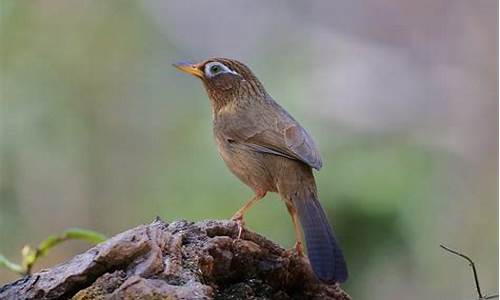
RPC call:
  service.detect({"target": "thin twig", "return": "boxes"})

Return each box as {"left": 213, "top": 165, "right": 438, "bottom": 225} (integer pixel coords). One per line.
{"left": 440, "top": 244, "right": 498, "bottom": 300}
{"left": 440, "top": 244, "right": 483, "bottom": 298}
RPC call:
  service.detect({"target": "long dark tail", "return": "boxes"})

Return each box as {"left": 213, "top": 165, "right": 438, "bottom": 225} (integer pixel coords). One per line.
{"left": 292, "top": 193, "right": 348, "bottom": 283}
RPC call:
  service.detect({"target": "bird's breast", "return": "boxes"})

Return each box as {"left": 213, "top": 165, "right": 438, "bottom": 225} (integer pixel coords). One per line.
{"left": 214, "top": 135, "right": 277, "bottom": 193}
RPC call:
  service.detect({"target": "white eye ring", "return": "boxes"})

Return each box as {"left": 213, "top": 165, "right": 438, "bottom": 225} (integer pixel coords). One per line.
{"left": 204, "top": 62, "right": 239, "bottom": 78}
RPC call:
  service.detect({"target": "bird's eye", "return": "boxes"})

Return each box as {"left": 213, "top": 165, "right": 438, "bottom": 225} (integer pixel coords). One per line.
{"left": 205, "top": 62, "right": 239, "bottom": 78}
{"left": 210, "top": 65, "right": 222, "bottom": 74}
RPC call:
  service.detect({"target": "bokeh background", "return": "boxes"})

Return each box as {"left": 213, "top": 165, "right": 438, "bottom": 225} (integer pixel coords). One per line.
{"left": 1, "top": 1, "right": 498, "bottom": 299}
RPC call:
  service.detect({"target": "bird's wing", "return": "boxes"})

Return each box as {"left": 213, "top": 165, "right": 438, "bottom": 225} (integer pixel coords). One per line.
{"left": 226, "top": 101, "right": 323, "bottom": 170}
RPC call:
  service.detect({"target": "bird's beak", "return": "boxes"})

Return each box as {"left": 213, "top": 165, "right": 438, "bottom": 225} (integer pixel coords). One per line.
{"left": 173, "top": 61, "right": 204, "bottom": 78}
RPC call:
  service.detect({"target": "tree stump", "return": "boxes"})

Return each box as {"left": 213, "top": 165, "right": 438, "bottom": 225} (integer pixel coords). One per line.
{"left": 0, "top": 219, "right": 350, "bottom": 299}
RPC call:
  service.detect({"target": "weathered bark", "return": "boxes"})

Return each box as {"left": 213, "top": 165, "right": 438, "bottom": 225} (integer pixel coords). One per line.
{"left": 0, "top": 219, "right": 350, "bottom": 300}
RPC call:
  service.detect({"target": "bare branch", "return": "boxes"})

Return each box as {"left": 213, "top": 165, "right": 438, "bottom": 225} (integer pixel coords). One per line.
{"left": 440, "top": 244, "right": 498, "bottom": 300}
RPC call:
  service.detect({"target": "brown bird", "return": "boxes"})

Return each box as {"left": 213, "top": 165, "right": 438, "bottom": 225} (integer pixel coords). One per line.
{"left": 174, "top": 58, "right": 348, "bottom": 283}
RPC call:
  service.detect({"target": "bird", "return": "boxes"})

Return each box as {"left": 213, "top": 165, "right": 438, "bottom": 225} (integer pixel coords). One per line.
{"left": 173, "top": 58, "right": 348, "bottom": 283}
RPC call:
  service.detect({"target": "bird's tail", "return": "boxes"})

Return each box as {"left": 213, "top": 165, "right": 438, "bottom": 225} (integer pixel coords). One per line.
{"left": 292, "top": 192, "right": 348, "bottom": 283}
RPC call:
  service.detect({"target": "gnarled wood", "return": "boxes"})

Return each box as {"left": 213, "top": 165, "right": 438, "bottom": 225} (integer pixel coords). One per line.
{"left": 0, "top": 219, "right": 350, "bottom": 300}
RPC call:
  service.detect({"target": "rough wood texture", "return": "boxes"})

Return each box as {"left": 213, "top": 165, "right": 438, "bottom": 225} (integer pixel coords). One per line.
{"left": 0, "top": 219, "right": 351, "bottom": 300}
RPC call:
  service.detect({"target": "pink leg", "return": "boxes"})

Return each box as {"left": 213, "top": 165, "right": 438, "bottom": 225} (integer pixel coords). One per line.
{"left": 285, "top": 202, "right": 305, "bottom": 256}
{"left": 231, "top": 191, "right": 266, "bottom": 239}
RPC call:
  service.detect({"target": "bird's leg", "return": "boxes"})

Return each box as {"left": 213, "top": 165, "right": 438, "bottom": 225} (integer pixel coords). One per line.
{"left": 231, "top": 191, "right": 266, "bottom": 239}
{"left": 285, "top": 202, "right": 305, "bottom": 256}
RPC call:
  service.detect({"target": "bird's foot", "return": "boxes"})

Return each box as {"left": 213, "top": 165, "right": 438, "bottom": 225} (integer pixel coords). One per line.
{"left": 294, "top": 241, "right": 305, "bottom": 257}
{"left": 231, "top": 214, "right": 245, "bottom": 240}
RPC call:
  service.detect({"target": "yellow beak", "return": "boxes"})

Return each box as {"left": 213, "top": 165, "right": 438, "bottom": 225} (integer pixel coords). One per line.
{"left": 173, "top": 61, "right": 203, "bottom": 78}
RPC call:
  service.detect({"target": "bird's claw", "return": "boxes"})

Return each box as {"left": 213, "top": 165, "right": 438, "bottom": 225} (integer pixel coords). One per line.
{"left": 294, "top": 241, "right": 305, "bottom": 257}
{"left": 231, "top": 214, "right": 245, "bottom": 240}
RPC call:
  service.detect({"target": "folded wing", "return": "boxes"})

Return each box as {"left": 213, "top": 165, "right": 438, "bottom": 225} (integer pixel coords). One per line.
{"left": 226, "top": 100, "right": 323, "bottom": 170}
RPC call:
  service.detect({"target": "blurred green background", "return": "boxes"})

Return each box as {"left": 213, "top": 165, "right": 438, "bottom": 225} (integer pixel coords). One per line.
{"left": 0, "top": 1, "right": 498, "bottom": 299}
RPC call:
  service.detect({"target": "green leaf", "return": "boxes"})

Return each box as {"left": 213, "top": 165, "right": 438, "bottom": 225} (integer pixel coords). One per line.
{"left": 63, "top": 228, "right": 106, "bottom": 244}
{"left": 0, "top": 228, "right": 106, "bottom": 277}
{"left": 37, "top": 235, "right": 63, "bottom": 257}
{"left": 0, "top": 254, "right": 24, "bottom": 274}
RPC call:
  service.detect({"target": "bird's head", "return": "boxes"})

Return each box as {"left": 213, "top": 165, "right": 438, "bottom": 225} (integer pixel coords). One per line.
{"left": 174, "top": 58, "right": 266, "bottom": 113}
